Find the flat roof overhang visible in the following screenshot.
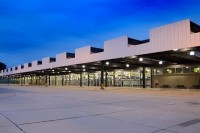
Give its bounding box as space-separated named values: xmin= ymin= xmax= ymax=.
xmin=8 ymin=46 xmax=200 ymax=77
xmin=141 ymin=46 xmax=200 ymax=65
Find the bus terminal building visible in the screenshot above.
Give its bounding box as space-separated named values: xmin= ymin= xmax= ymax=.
xmin=1 ymin=19 xmax=200 ymax=89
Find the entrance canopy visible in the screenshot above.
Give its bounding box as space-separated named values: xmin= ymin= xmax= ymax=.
xmin=7 ymin=45 xmax=200 ymax=78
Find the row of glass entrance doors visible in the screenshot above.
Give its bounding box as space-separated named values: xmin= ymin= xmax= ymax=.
xmin=48 ymin=69 xmax=152 ymax=87
xmin=13 ymin=68 xmax=152 ymax=87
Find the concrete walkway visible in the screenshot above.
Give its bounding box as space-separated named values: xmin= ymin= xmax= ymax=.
xmin=0 ymin=85 xmax=200 ymax=133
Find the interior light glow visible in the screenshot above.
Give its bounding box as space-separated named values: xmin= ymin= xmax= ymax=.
xmin=159 ymin=61 xmax=163 ymax=65
xmin=139 ymin=58 xmax=143 ymax=62
xmin=190 ymin=51 xmax=195 ymax=56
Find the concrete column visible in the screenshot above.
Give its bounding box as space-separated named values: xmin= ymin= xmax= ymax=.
xmin=80 ymin=73 xmax=82 ymax=87
xmin=142 ymin=67 xmax=146 ymax=88
xmin=100 ymin=62 xmax=104 ymax=90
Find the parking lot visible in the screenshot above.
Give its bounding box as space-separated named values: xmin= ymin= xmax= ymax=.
xmin=0 ymin=85 xmax=200 ymax=133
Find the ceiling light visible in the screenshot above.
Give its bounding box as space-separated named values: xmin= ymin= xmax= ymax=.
xmin=83 ymin=69 xmax=86 ymax=72
xmin=68 ymin=71 xmax=71 ymax=73
xmin=105 ymin=61 xmax=109 ymax=65
xmin=65 ymin=67 xmax=68 ymax=70
xmin=159 ymin=61 xmax=163 ymax=65
xmin=82 ymin=65 xmax=85 ymax=68
xmin=173 ymin=49 xmax=178 ymax=51
xmin=139 ymin=58 xmax=143 ymax=62
xmin=126 ymin=64 xmax=129 ymax=67
xmin=52 ymin=69 xmax=54 ymax=71
xmin=189 ymin=51 xmax=195 ymax=56
xmin=130 ymin=56 xmax=137 ymax=58
xmin=186 ymin=66 xmax=189 ymax=69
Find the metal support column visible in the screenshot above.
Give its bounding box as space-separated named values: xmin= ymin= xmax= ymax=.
xmin=151 ymin=69 xmax=153 ymax=88
xmin=35 ymin=76 xmax=36 ymax=85
xmin=69 ymin=74 xmax=71 ymax=86
xmin=49 ymin=75 xmax=51 ymax=86
xmin=80 ymin=73 xmax=82 ymax=87
xmin=45 ymin=72 xmax=48 ymax=87
xmin=24 ymin=76 xmax=26 ymax=85
xmin=87 ymin=73 xmax=90 ymax=86
xmin=38 ymin=76 xmax=40 ymax=85
xmin=55 ymin=75 xmax=56 ymax=86
xmin=62 ymin=75 xmax=64 ymax=86
xmin=113 ymin=71 xmax=115 ymax=87
xmin=7 ymin=76 xmax=10 ymax=85
xmin=100 ymin=62 xmax=104 ymax=90
xmin=105 ymin=71 xmax=108 ymax=87
xmin=142 ymin=67 xmax=146 ymax=88
xmin=30 ymin=75 xmax=33 ymax=85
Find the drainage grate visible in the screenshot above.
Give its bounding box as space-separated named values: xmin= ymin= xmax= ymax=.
xmin=179 ymin=118 xmax=200 ymax=127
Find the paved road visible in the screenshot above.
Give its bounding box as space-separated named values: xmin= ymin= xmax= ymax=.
xmin=0 ymin=85 xmax=200 ymax=133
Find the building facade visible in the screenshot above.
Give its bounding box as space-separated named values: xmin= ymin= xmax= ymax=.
xmin=1 ymin=19 xmax=200 ymax=89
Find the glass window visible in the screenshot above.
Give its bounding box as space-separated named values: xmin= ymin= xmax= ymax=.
xmin=163 ymin=68 xmax=168 ymax=75
xmin=183 ymin=67 xmax=190 ymax=73
xmin=145 ymin=68 xmax=151 ymax=78
xmin=156 ymin=68 xmax=163 ymax=75
xmin=163 ymin=68 xmax=175 ymax=74
xmin=176 ymin=67 xmax=183 ymax=74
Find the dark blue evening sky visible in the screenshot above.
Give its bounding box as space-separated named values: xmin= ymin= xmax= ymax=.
xmin=0 ymin=0 xmax=200 ymax=67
